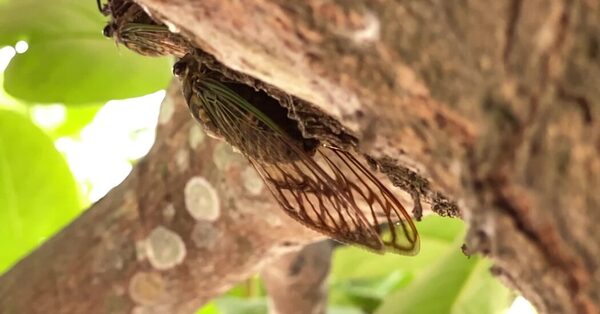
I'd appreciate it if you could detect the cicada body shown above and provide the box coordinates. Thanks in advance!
[173,54,420,255]
[98,0,190,57]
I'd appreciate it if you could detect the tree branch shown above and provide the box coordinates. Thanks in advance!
[261,241,333,314]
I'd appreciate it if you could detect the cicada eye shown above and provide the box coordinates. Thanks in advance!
[102,24,114,38]
[172,61,188,77]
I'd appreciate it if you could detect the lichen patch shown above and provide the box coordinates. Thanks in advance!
[145,226,186,270]
[158,99,174,124]
[265,213,283,227]
[184,176,220,221]
[242,167,264,195]
[128,271,165,305]
[135,240,147,262]
[191,222,220,250]
[175,149,189,172]
[162,204,176,222]
[188,124,205,149]
[213,142,245,170]
[348,11,380,44]
[113,256,124,270]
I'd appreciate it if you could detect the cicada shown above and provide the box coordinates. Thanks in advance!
[97,0,190,57]
[173,54,420,254]
[97,0,420,254]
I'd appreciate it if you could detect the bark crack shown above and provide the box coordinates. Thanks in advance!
[557,87,594,124]
[503,0,522,64]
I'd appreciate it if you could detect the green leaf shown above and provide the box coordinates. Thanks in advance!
[0,0,172,104]
[417,214,465,242]
[375,237,513,314]
[44,103,103,138]
[329,216,465,311]
[196,302,221,314]
[327,306,365,314]
[330,271,409,313]
[215,297,268,314]
[331,216,464,280]
[0,109,81,273]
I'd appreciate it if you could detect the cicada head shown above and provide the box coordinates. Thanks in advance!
[172,56,192,78]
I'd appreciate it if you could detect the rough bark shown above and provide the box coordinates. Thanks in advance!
[0,84,323,313]
[131,1,598,313]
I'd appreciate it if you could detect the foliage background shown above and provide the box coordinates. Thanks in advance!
[0,0,521,313]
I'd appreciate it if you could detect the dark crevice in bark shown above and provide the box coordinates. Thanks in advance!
[493,179,590,313]
[504,0,522,64]
[557,87,593,124]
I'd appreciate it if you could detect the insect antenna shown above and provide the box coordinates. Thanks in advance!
[97,0,109,16]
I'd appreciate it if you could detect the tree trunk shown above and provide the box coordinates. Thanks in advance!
[1,1,599,314]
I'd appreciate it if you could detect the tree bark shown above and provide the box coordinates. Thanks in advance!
[133,1,598,313]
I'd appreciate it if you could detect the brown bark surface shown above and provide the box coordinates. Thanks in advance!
[134,1,598,313]
[1,1,598,314]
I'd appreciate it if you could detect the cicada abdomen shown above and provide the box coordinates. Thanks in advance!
[173,54,420,255]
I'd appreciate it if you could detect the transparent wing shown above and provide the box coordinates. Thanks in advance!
[251,150,386,252]
[118,23,189,57]
[193,76,419,254]
[314,146,420,254]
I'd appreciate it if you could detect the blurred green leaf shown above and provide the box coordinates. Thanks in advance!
[375,237,513,314]
[197,302,221,314]
[210,297,368,314]
[331,216,464,280]
[0,109,81,273]
[0,0,172,104]
[46,103,103,138]
[215,297,268,314]
[416,214,465,242]
[332,271,411,312]
[199,297,371,314]
[327,306,365,314]
[221,277,265,299]
[329,216,466,311]
[338,271,408,300]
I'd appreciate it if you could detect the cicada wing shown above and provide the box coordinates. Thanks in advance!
[188,71,419,254]
[117,23,189,57]
[316,146,420,254]
[250,146,419,255]
[250,155,387,253]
